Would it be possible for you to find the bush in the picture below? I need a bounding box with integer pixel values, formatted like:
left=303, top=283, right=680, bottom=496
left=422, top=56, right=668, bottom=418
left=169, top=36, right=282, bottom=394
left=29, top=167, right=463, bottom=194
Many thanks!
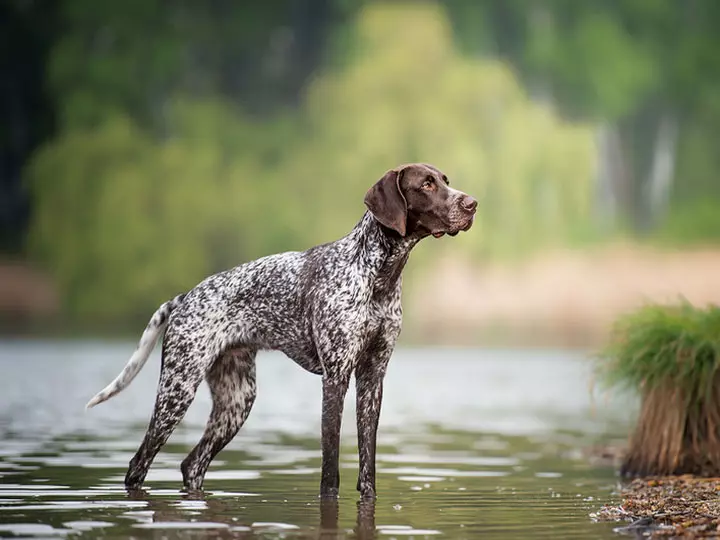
left=596, top=301, right=720, bottom=476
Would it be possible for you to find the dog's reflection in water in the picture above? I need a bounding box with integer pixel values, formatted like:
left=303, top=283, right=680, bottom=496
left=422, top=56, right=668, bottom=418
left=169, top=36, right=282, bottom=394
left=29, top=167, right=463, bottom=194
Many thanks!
left=320, top=499, right=376, bottom=540
left=127, top=489, right=376, bottom=539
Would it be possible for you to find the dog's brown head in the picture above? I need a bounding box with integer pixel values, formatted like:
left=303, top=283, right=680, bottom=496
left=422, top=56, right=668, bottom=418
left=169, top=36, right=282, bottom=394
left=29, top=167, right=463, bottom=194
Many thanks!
left=364, top=163, right=477, bottom=239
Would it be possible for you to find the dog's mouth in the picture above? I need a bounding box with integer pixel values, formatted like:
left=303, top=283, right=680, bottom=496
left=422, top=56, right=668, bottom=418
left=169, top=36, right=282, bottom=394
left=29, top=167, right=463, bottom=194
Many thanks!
left=432, top=215, right=475, bottom=238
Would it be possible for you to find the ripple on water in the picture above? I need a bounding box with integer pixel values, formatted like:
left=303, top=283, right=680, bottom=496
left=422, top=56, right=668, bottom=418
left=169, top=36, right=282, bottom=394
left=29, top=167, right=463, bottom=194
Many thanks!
left=105, top=468, right=261, bottom=484
left=62, top=520, right=114, bottom=531
left=0, top=500, right=150, bottom=511
left=134, top=521, right=230, bottom=530
left=251, top=522, right=301, bottom=530
left=535, top=471, right=564, bottom=478
left=0, top=344, right=630, bottom=539
left=266, top=466, right=320, bottom=475
left=376, top=525, right=442, bottom=536
left=379, top=466, right=510, bottom=478
left=396, top=475, right=445, bottom=483
left=377, top=453, right=519, bottom=467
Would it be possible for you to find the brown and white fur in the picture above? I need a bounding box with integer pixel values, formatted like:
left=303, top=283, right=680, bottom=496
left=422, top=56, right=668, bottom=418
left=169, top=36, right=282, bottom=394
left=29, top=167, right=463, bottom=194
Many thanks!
left=86, top=163, right=477, bottom=500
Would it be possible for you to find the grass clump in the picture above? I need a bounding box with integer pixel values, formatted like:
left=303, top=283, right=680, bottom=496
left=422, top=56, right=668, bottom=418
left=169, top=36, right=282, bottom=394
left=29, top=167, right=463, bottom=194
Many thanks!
left=597, top=301, right=720, bottom=477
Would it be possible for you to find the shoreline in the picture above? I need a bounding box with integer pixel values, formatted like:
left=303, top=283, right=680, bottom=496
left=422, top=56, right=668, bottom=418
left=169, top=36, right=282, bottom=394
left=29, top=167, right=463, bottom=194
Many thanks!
left=408, top=243, right=720, bottom=348
left=3, top=243, right=720, bottom=348
left=592, top=476, right=720, bottom=538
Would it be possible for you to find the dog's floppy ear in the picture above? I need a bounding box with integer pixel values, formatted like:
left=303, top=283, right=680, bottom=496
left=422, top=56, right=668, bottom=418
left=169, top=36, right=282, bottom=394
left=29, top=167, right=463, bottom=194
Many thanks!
left=364, top=168, right=408, bottom=236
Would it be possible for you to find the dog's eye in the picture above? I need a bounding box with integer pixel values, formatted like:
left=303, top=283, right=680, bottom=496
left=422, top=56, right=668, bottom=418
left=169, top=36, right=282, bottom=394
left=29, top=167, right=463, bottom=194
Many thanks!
left=422, top=177, right=434, bottom=190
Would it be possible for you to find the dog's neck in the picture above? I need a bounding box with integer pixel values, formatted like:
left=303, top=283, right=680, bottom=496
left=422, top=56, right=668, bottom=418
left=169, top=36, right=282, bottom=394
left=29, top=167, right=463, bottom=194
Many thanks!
left=348, top=212, right=420, bottom=292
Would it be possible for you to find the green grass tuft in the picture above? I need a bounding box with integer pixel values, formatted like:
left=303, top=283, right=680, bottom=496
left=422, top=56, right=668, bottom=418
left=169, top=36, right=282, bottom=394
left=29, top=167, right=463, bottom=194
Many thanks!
left=597, top=301, right=720, bottom=406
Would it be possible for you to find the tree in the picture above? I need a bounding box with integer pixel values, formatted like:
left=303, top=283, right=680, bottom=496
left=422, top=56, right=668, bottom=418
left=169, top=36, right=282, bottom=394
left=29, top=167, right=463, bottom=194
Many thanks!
left=25, top=102, right=302, bottom=321
left=47, top=0, right=361, bottom=129
left=0, top=0, right=58, bottom=253
left=25, top=2, right=597, bottom=323
left=442, top=0, right=720, bottom=234
left=290, top=2, right=596, bottom=260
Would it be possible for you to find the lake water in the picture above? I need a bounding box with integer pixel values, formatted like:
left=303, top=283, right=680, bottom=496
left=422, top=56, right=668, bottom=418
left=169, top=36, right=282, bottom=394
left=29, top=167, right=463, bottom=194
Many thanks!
left=0, top=340, right=635, bottom=538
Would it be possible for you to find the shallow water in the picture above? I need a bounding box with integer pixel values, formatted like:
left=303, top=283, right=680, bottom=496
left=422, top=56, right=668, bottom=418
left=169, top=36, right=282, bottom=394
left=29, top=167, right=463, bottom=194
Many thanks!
left=0, top=341, right=634, bottom=538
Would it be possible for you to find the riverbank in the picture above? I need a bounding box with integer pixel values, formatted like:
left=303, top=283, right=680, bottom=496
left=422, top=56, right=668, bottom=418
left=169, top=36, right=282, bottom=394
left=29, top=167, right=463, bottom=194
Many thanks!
left=407, top=243, right=720, bottom=347
left=592, top=476, right=720, bottom=537
left=3, top=243, right=720, bottom=346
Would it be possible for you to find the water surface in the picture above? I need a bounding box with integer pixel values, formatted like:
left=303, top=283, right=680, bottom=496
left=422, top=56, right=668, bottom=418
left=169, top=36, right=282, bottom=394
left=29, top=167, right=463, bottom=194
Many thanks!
left=0, top=341, right=633, bottom=538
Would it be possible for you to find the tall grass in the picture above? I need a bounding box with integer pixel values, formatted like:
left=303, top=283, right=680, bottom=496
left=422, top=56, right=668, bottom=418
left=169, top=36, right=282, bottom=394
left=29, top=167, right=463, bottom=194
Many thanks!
left=597, top=301, right=720, bottom=476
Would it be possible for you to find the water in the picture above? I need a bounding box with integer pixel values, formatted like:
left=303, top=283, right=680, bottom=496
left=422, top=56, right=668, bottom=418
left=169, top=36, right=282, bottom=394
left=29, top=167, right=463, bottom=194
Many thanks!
left=0, top=341, right=634, bottom=538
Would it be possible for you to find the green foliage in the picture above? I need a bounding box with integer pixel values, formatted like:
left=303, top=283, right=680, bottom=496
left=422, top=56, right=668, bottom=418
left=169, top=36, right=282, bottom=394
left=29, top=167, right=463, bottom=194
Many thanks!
left=292, top=3, right=597, bottom=260
left=597, top=301, right=720, bottom=477
left=10, top=0, right=720, bottom=266
left=597, top=302, right=720, bottom=402
left=25, top=2, right=597, bottom=322
left=673, top=112, right=720, bottom=203
left=656, top=199, right=720, bottom=246
left=48, top=0, right=360, bottom=128
left=26, top=102, right=304, bottom=320
left=444, top=0, right=720, bottom=120
left=443, top=0, right=720, bottom=232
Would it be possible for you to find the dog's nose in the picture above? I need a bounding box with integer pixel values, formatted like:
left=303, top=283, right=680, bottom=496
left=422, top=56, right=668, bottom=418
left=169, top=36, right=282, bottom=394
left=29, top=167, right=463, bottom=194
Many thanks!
left=461, top=195, right=477, bottom=212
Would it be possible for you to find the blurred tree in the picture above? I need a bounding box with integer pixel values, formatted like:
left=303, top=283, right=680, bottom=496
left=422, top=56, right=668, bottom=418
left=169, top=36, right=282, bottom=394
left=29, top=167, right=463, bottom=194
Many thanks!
left=10, top=0, right=720, bottom=269
left=0, top=0, right=58, bottom=254
left=26, top=2, right=596, bottom=322
left=26, top=100, right=304, bottom=321
left=442, top=0, right=720, bottom=233
left=3, top=0, right=361, bottom=256
left=48, top=0, right=361, bottom=129
left=277, top=3, right=596, bottom=260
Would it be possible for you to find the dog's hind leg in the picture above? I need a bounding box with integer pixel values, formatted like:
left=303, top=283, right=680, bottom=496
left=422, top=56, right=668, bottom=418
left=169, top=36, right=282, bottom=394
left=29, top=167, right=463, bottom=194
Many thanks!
left=181, top=347, right=257, bottom=490
left=124, top=336, right=208, bottom=490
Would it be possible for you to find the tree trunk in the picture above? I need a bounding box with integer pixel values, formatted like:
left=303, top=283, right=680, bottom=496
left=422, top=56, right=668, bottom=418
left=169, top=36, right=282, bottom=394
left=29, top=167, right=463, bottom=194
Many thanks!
left=593, top=108, right=678, bottom=234
left=646, top=112, right=679, bottom=228
left=593, top=122, right=620, bottom=230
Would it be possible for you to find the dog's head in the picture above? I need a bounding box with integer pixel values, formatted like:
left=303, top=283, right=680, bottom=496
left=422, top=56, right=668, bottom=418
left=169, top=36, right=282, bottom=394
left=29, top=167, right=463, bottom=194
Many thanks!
left=364, top=163, right=477, bottom=239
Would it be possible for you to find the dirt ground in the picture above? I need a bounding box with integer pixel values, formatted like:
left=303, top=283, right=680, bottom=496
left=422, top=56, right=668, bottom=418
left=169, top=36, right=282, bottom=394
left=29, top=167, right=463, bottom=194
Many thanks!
left=593, top=476, right=720, bottom=538
left=0, top=260, right=58, bottom=316
left=407, top=243, right=720, bottom=347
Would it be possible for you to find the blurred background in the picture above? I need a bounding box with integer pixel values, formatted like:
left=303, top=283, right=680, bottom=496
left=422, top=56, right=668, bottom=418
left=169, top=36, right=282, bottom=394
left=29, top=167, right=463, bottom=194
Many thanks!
left=2, top=0, right=720, bottom=347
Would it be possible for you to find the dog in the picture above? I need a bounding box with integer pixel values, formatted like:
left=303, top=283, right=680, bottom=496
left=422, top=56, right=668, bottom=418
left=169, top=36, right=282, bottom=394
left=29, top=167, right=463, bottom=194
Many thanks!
left=86, top=163, right=477, bottom=500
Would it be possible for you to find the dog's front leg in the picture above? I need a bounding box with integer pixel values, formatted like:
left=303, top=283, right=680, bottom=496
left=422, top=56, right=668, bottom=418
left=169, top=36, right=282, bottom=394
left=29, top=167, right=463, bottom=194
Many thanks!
left=320, top=371, right=351, bottom=499
left=355, top=356, right=389, bottom=500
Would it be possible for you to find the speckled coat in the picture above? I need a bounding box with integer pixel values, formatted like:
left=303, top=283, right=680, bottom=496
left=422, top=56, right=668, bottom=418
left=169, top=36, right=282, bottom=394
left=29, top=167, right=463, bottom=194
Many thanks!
left=86, top=163, right=477, bottom=500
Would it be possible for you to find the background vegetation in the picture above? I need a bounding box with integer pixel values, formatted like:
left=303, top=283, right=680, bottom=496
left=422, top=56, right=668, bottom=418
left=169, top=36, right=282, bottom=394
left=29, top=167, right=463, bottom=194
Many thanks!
left=2, top=0, right=720, bottom=329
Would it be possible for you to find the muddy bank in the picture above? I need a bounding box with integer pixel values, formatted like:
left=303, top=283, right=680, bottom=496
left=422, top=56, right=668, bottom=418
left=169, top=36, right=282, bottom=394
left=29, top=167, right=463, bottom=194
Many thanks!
left=408, top=244, right=720, bottom=347
left=0, top=261, right=58, bottom=316
left=593, top=476, right=720, bottom=538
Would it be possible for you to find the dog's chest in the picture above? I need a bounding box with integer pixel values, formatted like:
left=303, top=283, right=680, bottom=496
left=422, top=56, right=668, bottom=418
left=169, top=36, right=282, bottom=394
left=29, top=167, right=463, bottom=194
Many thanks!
left=364, top=287, right=402, bottom=335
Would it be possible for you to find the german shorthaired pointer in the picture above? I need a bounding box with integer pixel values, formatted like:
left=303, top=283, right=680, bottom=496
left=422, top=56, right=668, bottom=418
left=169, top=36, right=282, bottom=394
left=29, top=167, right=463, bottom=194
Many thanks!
left=86, top=163, right=477, bottom=500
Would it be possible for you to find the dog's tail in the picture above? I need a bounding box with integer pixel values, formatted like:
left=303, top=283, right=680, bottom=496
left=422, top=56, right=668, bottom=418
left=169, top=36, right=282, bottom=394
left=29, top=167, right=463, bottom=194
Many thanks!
left=85, top=294, right=186, bottom=410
